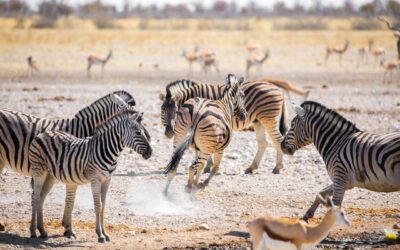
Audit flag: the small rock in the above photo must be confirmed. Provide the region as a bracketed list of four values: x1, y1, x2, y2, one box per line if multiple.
[198, 224, 210, 231]
[0, 223, 5, 231]
[393, 224, 400, 229]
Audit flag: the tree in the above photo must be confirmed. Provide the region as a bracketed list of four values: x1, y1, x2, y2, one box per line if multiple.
[387, 0, 400, 18]
[360, 3, 375, 17]
[38, 1, 73, 19]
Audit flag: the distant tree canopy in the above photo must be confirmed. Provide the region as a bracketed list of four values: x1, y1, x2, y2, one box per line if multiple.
[0, 0, 399, 19]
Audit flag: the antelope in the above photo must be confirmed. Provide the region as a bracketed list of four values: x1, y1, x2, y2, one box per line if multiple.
[199, 52, 219, 75]
[87, 49, 113, 77]
[371, 46, 386, 65]
[380, 59, 400, 83]
[357, 40, 373, 67]
[324, 41, 349, 66]
[246, 50, 269, 79]
[247, 196, 351, 250]
[243, 40, 261, 54]
[27, 56, 40, 77]
[182, 48, 199, 73]
[378, 16, 400, 60]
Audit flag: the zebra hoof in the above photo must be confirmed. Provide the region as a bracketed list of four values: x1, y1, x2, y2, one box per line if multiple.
[203, 166, 211, 173]
[30, 233, 37, 239]
[39, 232, 48, 239]
[244, 168, 254, 174]
[98, 236, 106, 243]
[63, 230, 77, 239]
[105, 235, 111, 242]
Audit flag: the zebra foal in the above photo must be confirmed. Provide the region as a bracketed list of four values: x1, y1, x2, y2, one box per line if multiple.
[281, 101, 400, 221]
[29, 109, 152, 242]
[164, 74, 247, 194]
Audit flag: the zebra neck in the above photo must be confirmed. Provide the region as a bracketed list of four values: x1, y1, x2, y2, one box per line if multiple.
[177, 84, 223, 106]
[89, 123, 124, 171]
[308, 113, 359, 163]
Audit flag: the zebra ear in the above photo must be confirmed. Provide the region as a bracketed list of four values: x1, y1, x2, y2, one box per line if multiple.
[135, 112, 144, 123]
[159, 93, 166, 102]
[294, 106, 306, 117]
[238, 77, 244, 85]
[112, 94, 127, 108]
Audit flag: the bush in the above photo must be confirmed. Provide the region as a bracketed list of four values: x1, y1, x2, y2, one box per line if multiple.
[351, 19, 382, 30]
[93, 18, 120, 29]
[32, 17, 56, 28]
[273, 19, 328, 30]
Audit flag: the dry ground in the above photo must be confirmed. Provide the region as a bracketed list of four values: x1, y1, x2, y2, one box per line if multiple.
[0, 27, 400, 249]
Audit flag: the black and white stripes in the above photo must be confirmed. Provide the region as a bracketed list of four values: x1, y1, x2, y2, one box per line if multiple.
[0, 91, 134, 176]
[281, 101, 400, 221]
[29, 109, 152, 242]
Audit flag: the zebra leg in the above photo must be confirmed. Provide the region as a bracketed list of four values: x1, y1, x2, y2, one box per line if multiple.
[100, 179, 111, 242]
[91, 178, 106, 243]
[30, 174, 47, 238]
[203, 156, 214, 174]
[198, 152, 222, 190]
[36, 174, 55, 238]
[62, 184, 77, 239]
[186, 153, 208, 193]
[245, 122, 267, 174]
[303, 184, 333, 222]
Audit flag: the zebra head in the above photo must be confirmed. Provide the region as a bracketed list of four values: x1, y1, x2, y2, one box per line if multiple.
[160, 93, 176, 138]
[281, 105, 312, 155]
[124, 112, 152, 159]
[225, 74, 247, 121]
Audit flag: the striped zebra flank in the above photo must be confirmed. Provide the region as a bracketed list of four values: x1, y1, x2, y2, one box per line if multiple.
[0, 90, 134, 176]
[281, 101, 400, 221]
[29, 109, 152, 242]
[160, 78, 306, 174]
[163, 74, 247, 195]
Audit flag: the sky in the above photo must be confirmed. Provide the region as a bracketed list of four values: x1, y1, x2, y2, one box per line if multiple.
[24, 0, 378, 11]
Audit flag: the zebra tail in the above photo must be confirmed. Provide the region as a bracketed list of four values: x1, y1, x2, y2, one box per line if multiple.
[279, 99, 288, 136]
[164, 129, 195, 175]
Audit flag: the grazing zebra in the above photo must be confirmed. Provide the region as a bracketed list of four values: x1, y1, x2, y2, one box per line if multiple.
[29, 109, 152, 242]
[281, 101, 400, 221]
[160, 78, 306, 174]
[163, 74, 247, 194]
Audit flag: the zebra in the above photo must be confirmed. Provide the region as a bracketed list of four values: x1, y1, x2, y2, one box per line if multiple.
[159, 78, 307, 174]
[163, 74, 247, 194]
[281, 101, 400, 222]
[0, 90, 135, 176]
[0, 91, 136, 231]
[29, 109, 152, 242]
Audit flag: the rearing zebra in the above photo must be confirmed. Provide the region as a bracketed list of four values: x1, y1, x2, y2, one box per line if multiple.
[29, 109, 152, 242]
[281, 101, 400, 221]
[164, 74, 247, 194]
[160, 78, 306, 174]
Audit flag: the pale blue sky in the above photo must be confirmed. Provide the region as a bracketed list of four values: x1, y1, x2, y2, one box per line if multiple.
[25, 0, 377, 11]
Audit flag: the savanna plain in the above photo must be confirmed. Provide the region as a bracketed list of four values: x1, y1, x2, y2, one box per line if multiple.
[0, 18, 400, 249]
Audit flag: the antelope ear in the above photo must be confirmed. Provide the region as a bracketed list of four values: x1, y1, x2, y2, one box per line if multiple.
[327, 197, 335, 210]
[294, 106, 306, 116]
[159, 93, 166, 101]
[238, 77, 244, 85]
[317, 194, 328, 207]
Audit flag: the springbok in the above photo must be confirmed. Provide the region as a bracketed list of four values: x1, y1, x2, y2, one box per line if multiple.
[378, 16, 400, 60]
[27, 56, 40, 77]
[324, 41, 349, 66]
[357, 40, 373, 67]
[87, 49, 113, 77]
[380, 59, 400, 83]
[243, 40, 261, 54]
[246, 50, 269, 79]
[200, 53, 219, 75]
[247, 196, 350, 250]
[182, 47, 199, 73]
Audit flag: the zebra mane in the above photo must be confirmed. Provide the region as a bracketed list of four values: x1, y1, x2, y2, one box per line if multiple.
[74, 91, 133, 119]
[94, 108, 137, 134]
[301, 101, 360, 131]
[165, 79, 199, 99]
